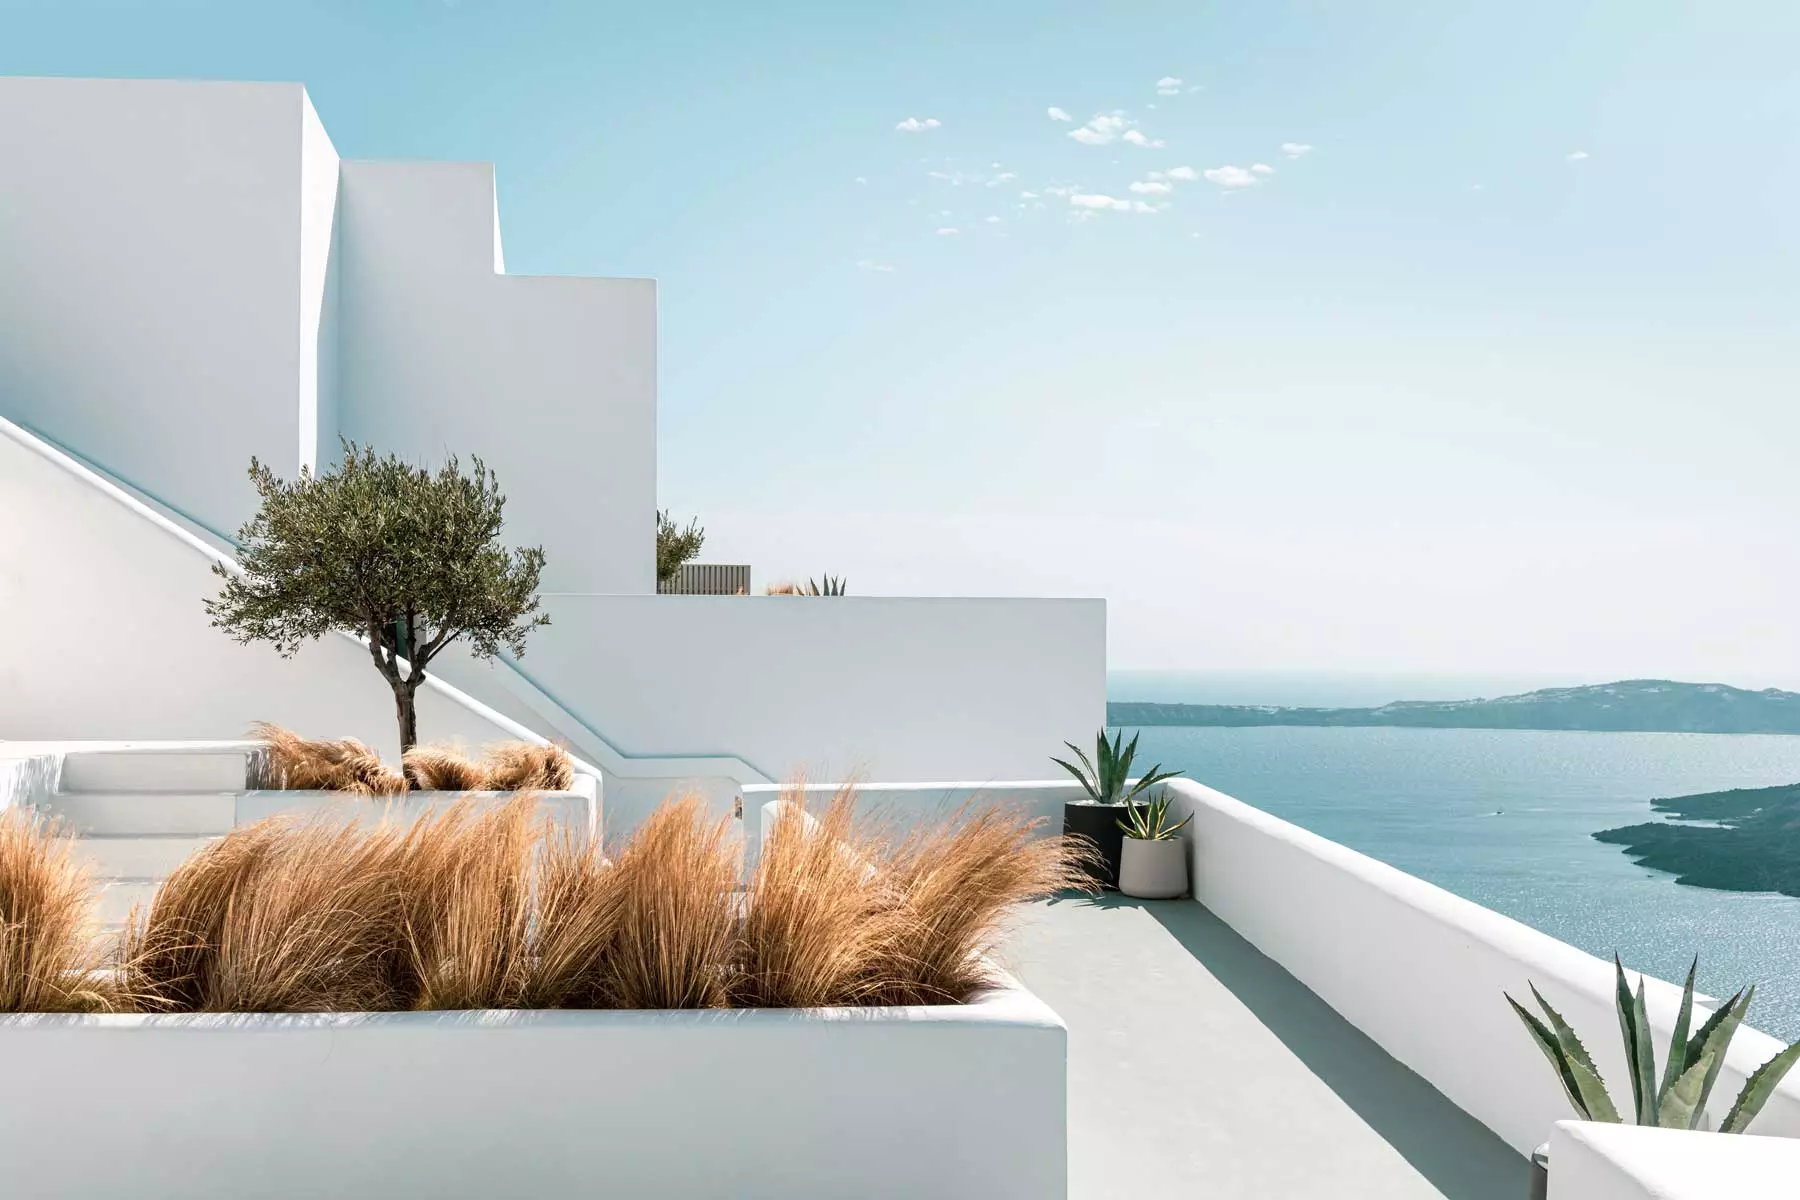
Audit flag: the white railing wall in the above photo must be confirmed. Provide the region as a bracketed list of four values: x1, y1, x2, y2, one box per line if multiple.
[1163, 778, 1800, 1155]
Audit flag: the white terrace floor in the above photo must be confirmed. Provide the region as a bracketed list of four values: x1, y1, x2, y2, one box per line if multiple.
[1009, 896, 1530, 1199]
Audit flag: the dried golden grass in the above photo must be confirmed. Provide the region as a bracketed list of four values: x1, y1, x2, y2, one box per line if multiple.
[119, 815, 409, 1012]
[862, 805, 1099, 1005]
[67, 779, 1087, 1014]
[395, 794, 537, 1010]
[252, 722, 406, 795]
[589, 794, 739, 1009]
[481, 742, 574, 792]
[520, 819, 625, 1009]
[0, 808, 115, 1012]
[258, 724, 574, 796]
[733, 784, 895, 1008]
[401, 743, 488, 792]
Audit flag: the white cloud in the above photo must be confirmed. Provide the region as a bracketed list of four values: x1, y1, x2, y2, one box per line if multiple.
[1047, 106, 1072, 122]
[1121, 129, 1166, 149]
[1165, 165, 1198, 181]
[1280, 142, 1314, 159]
[1566, 149, 1590, 161]
[855, 259, 895, 272]
[1019, 190, 1039, 199]
[936, 227, 959, 235]
[1129, 179, 1173, 195]
[984, 215, 1002, 224]
[1068, 113, 1129, 145]
[854, 176, 867, 185]
[1069, 193, 1159, 213]
[987, 171, 1017, 186]
[1156, 76, 1183, 96]
[1203, 165, 1260, 188]
[1043, 183, 1081, 197]
[895, 117, 941, 132]
[1251, 163, 1274, 175]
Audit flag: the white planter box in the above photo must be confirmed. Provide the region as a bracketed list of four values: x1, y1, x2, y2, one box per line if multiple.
[0, 975, 1066, 1199]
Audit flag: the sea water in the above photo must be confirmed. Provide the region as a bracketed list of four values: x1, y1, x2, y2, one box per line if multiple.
[1124, 723, 1800, 1040]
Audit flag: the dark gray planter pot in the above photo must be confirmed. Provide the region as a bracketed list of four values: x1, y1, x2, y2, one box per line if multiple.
[1062, 801, 1148, 890]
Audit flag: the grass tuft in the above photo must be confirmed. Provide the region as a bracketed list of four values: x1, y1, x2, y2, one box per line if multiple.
[252, 722, 406, 795]
[401, 743, 488, 792]
[0, 808, 114, 1012]
[481, 742, 575, 792]
[864, 804, 1099, 1004]
[590, 794, 739, 1009]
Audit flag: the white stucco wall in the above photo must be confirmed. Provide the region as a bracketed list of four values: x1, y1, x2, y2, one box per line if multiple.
[0, 418, 531, 761]
[510, 594, 1107, 782]
[1547, 1123, 1800, 1199]
[0, 982, 1066, 1199]
[336, 161, 657, 594]
[298, 93, 340, 475]
[0, 77, 313, 535]
[1165, 779, 1800, 1157]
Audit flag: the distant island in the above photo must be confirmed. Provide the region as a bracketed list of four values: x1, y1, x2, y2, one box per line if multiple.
[1595, 783, 1800, 898]
[1108, 679, 1800, 735]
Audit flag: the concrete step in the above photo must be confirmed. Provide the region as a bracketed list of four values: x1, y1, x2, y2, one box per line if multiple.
[74, 835, 215, 880]
[43, 792, 238, 837]
[93, 880, 159, 928]
[59, 746, 253, 794]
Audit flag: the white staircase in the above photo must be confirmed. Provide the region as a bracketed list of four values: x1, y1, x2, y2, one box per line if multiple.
[37, 745, 254, 930]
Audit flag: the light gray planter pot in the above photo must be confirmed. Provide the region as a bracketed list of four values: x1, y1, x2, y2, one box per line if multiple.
[1118, 837, 1187, 899]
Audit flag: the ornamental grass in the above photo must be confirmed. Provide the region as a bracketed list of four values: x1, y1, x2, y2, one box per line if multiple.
[0, 808, 115, 1013]
[6, 785, 1090, 1013]
[254, 723, 574, 794]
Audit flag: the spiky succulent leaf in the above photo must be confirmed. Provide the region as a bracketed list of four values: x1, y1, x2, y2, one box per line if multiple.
[1567, 1059, 1621, 1124]
[1656, 1050, 1715, 1129]
[1689, 986, 1752, 1125]
[1509, 993, 1595, 1119]
[1719, 1038, 1800, 1134]
[1531, 984, 1601, 1077]
[1631, 976, 1658, 1124]
[1615, 957, 1653, 1124]
[1051, 755, 1103, 803]
[1659, 958, 1699, 1105]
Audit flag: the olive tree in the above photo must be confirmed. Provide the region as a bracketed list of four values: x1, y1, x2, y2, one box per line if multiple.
[655, 509, 705, 587]
[206, 442, 548, 754]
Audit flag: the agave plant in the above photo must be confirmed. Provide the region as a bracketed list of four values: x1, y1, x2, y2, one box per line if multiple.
[1052, 730, 1183, 806]
[802, 576, 847, 597]
[1117, 789, 1190, 841]
[1507, 955, 1800, 1133]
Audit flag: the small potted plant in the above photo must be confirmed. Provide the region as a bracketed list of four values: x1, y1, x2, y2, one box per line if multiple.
[1116, 789, 1191, 899]
[1053, 731, 1182, 890]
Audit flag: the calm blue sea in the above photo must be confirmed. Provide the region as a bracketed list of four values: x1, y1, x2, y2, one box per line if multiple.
[1108, 676, 1800, 1040]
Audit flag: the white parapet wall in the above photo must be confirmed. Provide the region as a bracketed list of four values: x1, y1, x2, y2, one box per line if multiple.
[0, 979, 1067, 1200]
[1163, 778, 1800, 1156]
[1547, 1122, 1800, 1199]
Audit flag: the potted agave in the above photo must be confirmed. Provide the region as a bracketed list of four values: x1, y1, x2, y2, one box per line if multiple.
[1507, 954, 1800, 1198]
[1053, 730, 1182, 890]
[1116, 789, 1191, 899]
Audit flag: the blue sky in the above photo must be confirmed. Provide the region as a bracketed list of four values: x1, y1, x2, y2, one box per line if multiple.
[4, 1, 1797, 681]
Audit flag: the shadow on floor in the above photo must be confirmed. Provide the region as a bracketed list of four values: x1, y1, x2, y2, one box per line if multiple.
[1130, 896, 1531, 1200]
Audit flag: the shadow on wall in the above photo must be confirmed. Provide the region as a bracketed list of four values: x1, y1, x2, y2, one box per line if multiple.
[1142, 899, 1530, 1200]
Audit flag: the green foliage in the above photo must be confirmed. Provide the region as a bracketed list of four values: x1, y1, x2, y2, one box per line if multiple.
[1116, 789, 1191, 841]
[207, 441, 547, 752]
[656, 510, 705, 584]
[1052, 730, 1183, 806]
[801, 575, 848, 596]
[1505, 954, 1800, 1134]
